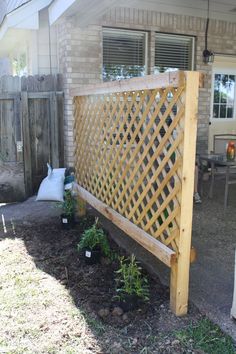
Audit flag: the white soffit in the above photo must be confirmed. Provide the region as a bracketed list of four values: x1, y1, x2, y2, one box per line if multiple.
[118, 0, 236, 23]
[49, 0, 77, 25]
[49, 0, 236, 25]
[0, 0, 52, 41]
[49, 0, 118, 26]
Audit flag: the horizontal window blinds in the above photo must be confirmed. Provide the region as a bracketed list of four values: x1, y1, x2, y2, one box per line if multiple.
[155, 33, 194, 73]
[103, 28, 146, 81]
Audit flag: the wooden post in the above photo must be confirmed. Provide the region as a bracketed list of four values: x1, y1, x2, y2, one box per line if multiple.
[21, 91, 33, 197]
[77, 196, 86, 217]
[170, 72, 200, 316]
[50, 92, 60, 168]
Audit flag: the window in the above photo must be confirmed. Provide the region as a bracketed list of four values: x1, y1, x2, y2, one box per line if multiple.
[103, 28, 147, 81]
[213, 73, 235, 119]
[154, 33, 195, 73]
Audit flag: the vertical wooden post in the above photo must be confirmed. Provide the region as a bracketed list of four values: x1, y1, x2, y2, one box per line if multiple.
[21, 91, 33, 197]
[77, 196, 86, 217]
[50, 92, 59, 168]
[170, 72, 200, 316]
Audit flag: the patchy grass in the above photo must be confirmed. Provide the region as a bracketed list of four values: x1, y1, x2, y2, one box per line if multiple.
[0, 220, 235, 354]
[0, 238, 101, 354]
[176, 318, 236, 354]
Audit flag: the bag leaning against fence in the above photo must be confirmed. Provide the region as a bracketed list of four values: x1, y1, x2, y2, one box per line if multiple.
[36, 163, 66, 202]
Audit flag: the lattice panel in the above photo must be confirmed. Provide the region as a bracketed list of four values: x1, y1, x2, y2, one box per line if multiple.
[74, 85, 186, 252]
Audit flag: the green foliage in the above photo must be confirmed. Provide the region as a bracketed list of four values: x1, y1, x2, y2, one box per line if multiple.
[12, 53, 27, 76]
[176, 318, 236, 354]
[115, 254, 150, 302]
[59, 190, 77, 217]
[77, 219, 110, 257]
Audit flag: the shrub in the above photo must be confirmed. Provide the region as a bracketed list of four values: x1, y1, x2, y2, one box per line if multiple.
[77, 219, 110, 257]
[115, 254, 149, 302]
[60, 190, 77, 217]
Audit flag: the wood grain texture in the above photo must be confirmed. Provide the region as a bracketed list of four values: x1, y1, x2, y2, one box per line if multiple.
[0, 75, 64, 200]
[77, 186, 176, 267]
[73, 70, 200, 316]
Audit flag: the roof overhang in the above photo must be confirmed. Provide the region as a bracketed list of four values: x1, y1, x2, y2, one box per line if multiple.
[48, 0, 118, 26]
[0, 0, 52, 42]
[48, 0, 236, 26]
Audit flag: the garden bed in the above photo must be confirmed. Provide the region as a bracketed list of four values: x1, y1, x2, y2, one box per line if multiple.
[0, 214, 235, 353]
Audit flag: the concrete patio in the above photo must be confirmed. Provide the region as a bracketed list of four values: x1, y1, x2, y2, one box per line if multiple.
[0, 178, 236, 340]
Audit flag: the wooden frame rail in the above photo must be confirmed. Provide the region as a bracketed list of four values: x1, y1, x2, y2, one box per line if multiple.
[73, 71, 200, 315]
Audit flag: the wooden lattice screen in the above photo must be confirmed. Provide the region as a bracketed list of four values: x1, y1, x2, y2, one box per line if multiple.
[73, 71, 200, 315]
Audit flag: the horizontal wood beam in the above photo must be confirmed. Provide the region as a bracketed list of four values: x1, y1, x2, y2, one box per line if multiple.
[77, 186, 176, 267]
[27, 91, 63, 99]
[0, 93, 20, 99]
[71, 72, 186, 97]
[0, 92, 64, 100]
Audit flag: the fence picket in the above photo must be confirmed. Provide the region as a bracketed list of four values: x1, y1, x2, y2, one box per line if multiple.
[0, 75, 63, 202]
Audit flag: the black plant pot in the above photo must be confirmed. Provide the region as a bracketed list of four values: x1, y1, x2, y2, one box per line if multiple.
[60, 213, 75, 229]
[117, 294, 141, 312]
[83, 247, 101, 265]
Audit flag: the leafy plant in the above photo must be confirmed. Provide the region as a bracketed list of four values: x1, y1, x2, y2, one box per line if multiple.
[59, 190, 77, 217]
[77, 219, 110, 257]
[115, 254, 149, 302]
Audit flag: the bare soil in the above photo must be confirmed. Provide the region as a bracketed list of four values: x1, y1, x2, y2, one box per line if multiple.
[0, 214, 208, 354]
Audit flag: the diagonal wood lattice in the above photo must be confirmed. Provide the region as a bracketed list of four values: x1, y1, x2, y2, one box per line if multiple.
[73, 72, 200, 316]
[74, 76, 187, 253]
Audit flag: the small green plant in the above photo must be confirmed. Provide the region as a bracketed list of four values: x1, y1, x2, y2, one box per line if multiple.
[115, 254, 150, 302]
[59, 190, 77, 217]
[176, 318, 236, 354]
[77, 219, 110, 257]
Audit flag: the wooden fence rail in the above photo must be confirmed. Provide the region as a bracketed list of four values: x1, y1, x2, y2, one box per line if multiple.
[73, 71, 200, 315]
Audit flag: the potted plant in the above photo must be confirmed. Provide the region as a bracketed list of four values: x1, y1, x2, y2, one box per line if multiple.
[60, 190, 77, 229]
[114, 254, 149, 311]
[77, 219, 110, 264]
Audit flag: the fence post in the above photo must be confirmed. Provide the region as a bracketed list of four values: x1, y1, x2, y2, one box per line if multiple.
[21, 91, 33, 197]
[50, 92, 60, 168]
[170, 71, 200, 315]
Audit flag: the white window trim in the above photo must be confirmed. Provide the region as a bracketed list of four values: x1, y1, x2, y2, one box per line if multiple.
[211, 68, 236, 121]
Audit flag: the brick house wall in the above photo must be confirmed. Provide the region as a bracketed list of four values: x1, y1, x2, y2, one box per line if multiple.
[57, 7, 236, 166]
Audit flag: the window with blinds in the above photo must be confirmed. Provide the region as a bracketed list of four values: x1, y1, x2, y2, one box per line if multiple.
[155, 33, 195, 74]
[103, 28, 147, 82]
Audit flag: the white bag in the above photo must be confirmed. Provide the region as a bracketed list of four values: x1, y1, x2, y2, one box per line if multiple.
[36, 164, 66, 202]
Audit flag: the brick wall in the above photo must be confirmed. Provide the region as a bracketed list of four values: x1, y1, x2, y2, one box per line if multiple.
[58, 7, 236, 165]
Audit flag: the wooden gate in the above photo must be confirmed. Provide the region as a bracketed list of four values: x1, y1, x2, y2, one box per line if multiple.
[73, 71, 200, 315]
[0, 75, 64, 202]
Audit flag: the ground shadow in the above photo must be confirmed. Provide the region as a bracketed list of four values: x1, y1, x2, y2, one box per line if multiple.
[0, 204, 204, 353]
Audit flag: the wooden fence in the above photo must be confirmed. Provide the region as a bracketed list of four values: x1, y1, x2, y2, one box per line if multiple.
[0, 75, 64, 202]
[73, 71, 200, 315]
